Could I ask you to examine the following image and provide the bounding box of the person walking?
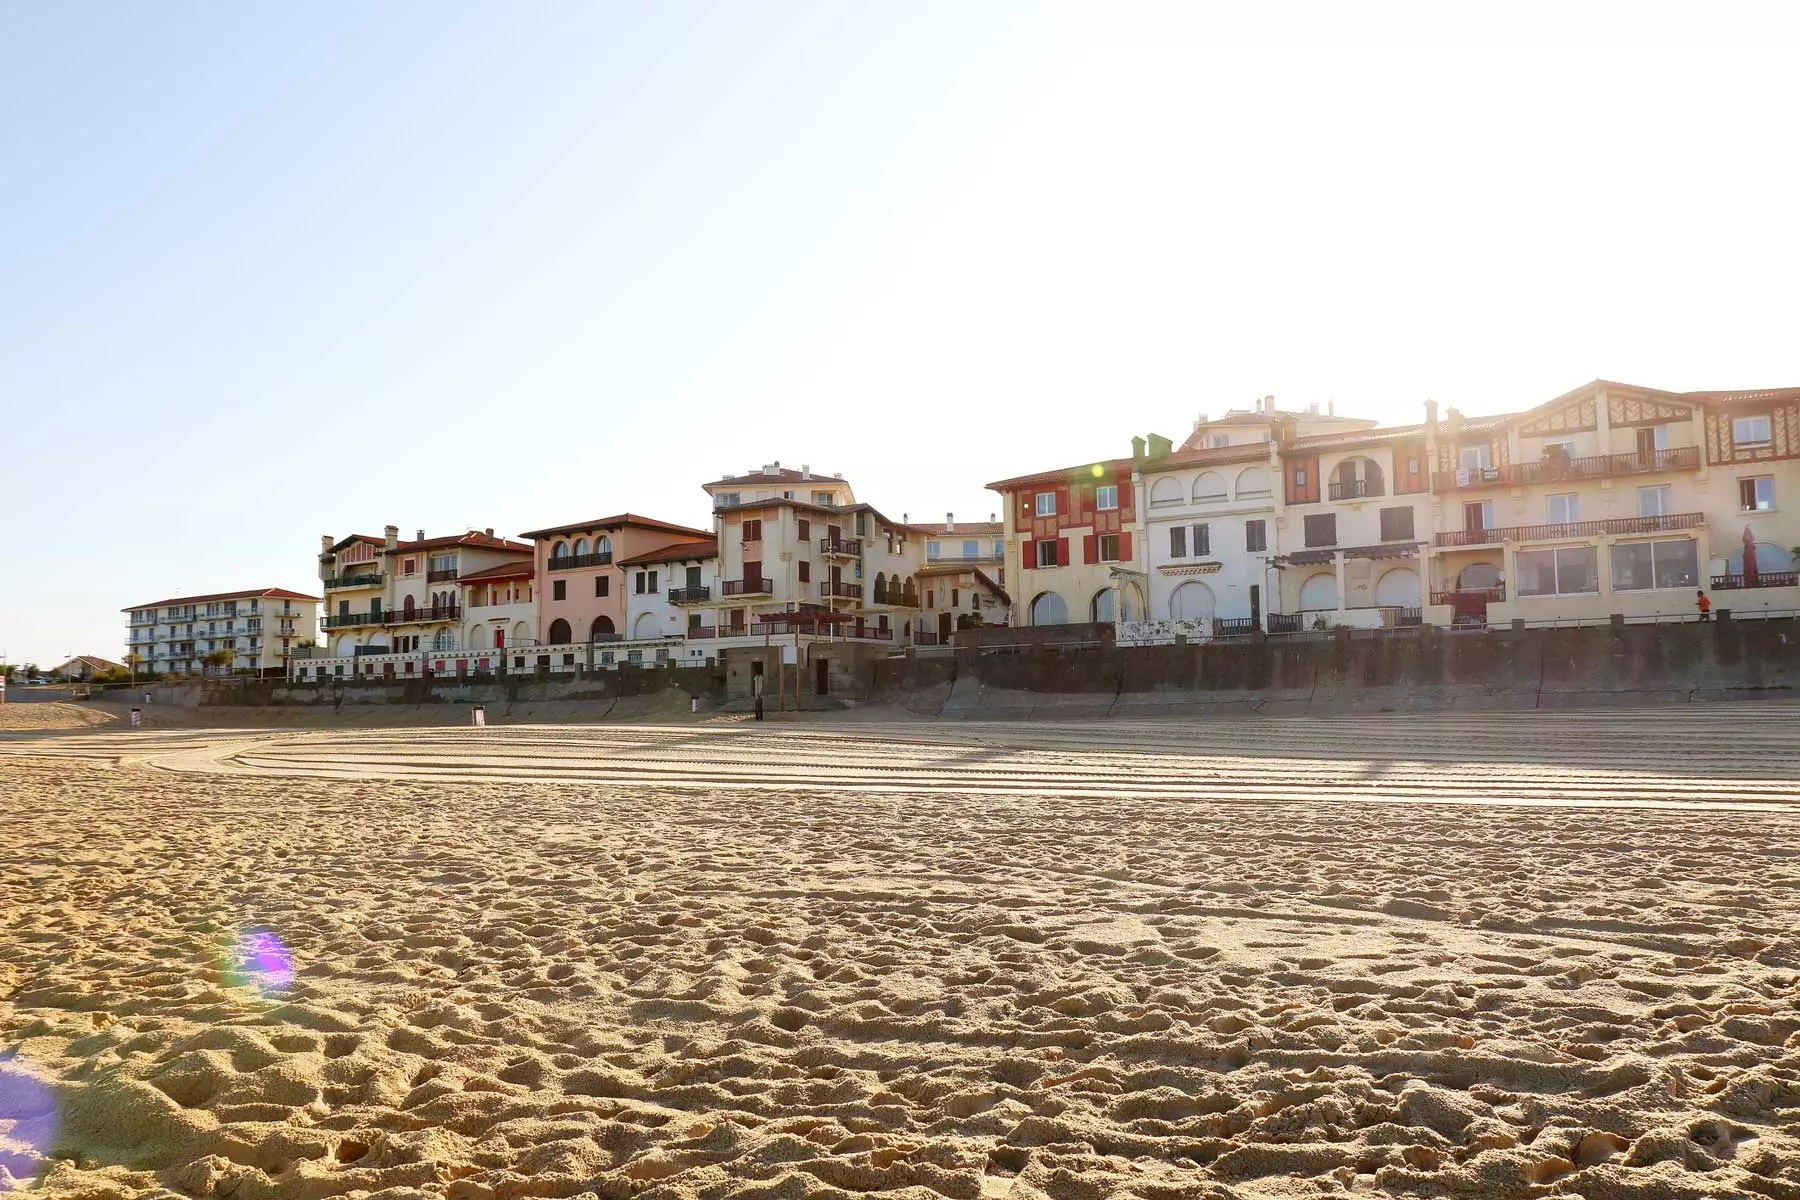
[1696,589,1712,623]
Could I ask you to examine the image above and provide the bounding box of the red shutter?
[1117,480,1133,511]
[1021,539,1033,569]
[1056,485,1070,518]
[1057,538,1070,567]
[1120,531,1133,562]
[1082,534,1097,564]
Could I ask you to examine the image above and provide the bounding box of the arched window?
[1091,588,1117,623]
[548,618,572,644]
[1329,457,1385,500]
[552,541,568,559]
[432,628,455,651]
[1169,580,1215,621]
[471,626,489,649]
[597,535,612,557]
[403,595,416,618]
[874,572,887,604]
[590,615,615,641]
[902,579,918,606]
[573,538,589,557]
[1148,477,1183,506]
[1193,472,1227,502]
[512,620,531,644]
[633,612,659,638]
[1375,567,1420,607]
[1030,592,1068,625]
[1458,562,1502,591]
[1235,467,1272,500]
[1298,573,1339,612]
[1728,542,1796,576]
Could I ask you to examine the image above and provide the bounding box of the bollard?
[472,705,486,727]
[130,708,142,728]
[690,695,699,714]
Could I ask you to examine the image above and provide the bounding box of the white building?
[621,538,718,642]
[1135,442,1282,639]
[125,588,320,676]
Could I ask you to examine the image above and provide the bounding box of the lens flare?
[0,1053,55,1188]
[1090,463,1104,477]
[224,928,294,997]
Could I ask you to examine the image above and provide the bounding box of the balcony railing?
[1434,512,1703,547]
[1213,617,1259,637]
[1711,572,1800,590]
[1435,446,1701,492]
[548,552,613,571]
[426,568,459,583]
[686,626,718,639]
[384,604,461,624]
[1266,613,1302,634]
[1430,587,1506,607]
[821,581,863,599]
[1327,478,1383,501]
[322,611,385,629]
[325,572,385,590]
[721,577,771,596]
[819,537,862,556]
[668,585,712,604]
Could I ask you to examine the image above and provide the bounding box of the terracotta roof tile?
[617,538,718,567]
[125,587,320,610]
[518,513,713,542]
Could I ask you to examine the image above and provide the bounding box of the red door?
[495,629,505,648]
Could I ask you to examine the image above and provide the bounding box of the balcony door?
[743,560,762,588]
[1463,501,1492,533]
[685,565,701,589]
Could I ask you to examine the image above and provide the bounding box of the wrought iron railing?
[819,538,862,556]
[721,578,770,596]
[324,573,385,590]
[547,552,613,571]
[1711,572,1800,590]
[1435,446,1700,491]
[1327,478,1382,501]
[667,586,712,603]
[1434,512,1703,547]
[384,604,460,624]
[1430,587,1505,606]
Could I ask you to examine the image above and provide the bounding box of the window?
[1036,541,1059,568]
[1303,513,1336,548]
[1741,476,1775,511]
[782,490,794,500]
[552,580,566,601]
[1638,485,1673,517]
[551,542,567,559]
[648,571,658,592]
[1543,439,1575,460]
[994,540,1004,560]
[1547,494,1580,524]
[1192,523,1210,556]
[962,540,978,559]
[1210,434,1230,448]
[1097,535,1121,562]
[1096,484,1119,510]
[927,541,941,560]
[716,492,740,507]
[797,519,810,540]
[1169,525,1187,558]
[1517,546,1599,596]
[742,519,762,541]
[1294,466,1308,488]
[813,490,834,506]
[1463,500,1494,531]
[403,557,417,574]
[1459,445,1493,471]
[1733,416,1772,447]
[1035,492,1056,516]
[1245,520,1267,552]
[798,561,810,583]
[1379,507,1415,541]
[595,575,608,597]
[951,588,960,606]
[1612,539,1699,591]
[1636,425,1669,454]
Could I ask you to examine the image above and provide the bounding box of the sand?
[0,702,121,733]
[1,709,1797,1199]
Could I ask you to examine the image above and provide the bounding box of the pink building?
[517,513,713,645]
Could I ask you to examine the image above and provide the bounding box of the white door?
[1298,573,1339,611]
[633,611,659,638]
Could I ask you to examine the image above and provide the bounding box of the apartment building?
[988,456,1142,628]
[518,514,713,646]
[317,527,531,656]
[1136,438,1280,637]
[1426,381,1800,626]
[621,538,717,641]
[458,561,536,651]
[696,464,927,643]
[125,587,319,676]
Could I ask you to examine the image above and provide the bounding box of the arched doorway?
[1329,457,1385,500]
[432,628,455,652]
[403,595,416,619]
[1091,588,1117,623]
[1457,562,1502,592]
[633,612,658,638]
[1169,580,1214,622]
[1375,566,1420,607]
[1298,573,1338,612]
[590,615,615,640]
[1122,581,1145,622]
[511,621,531,644]
[1728,542,1795,576]
[1030,592,1068,625]
[548,618,572,644]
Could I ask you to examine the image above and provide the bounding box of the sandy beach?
[2,707,1797,1199]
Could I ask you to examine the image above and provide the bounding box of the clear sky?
[3,1,1797,667]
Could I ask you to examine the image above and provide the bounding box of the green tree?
[202,649,235,676]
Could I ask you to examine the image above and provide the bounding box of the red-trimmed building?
[987,456,1141,627]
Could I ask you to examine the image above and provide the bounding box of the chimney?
[989,512,996,523]
[384,525,398,550]
[1131,435,1147,462]
[320,535,332,554]
[1425,399,1439,428]
[1328,400,1335,417]
[484,527,494,538]
[1264,394,1276,413]
[946,512,955,533]
[801,464,810,479]
[416,529,425,541]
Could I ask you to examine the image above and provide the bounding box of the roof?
[1291,423,1432,453]
[617,538,718,567]
[387,530,531,555]
[912,522,1003,537]
[326,534,385,555]
[456,562,534,583]
[704,468,848,489]
[124,587,320,611]
[1280,543,1422,566]
[915,564,1011,602]
[1141,443,1272,472]
[518,512,713,542]
[986,456,1136,492]
[58,655,125,672]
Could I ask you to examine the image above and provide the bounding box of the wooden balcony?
[1327,478,1383,501]
[721,577,771,597]
[547,552,613,571]
[1430,586,1506,607]
[819,537,862,557]
[668,585,712,604]
[1434,446,1700,492]
[1434,512,1703,547]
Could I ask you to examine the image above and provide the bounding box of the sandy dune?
[0,702,120,732]
[1,710,1797,1199]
